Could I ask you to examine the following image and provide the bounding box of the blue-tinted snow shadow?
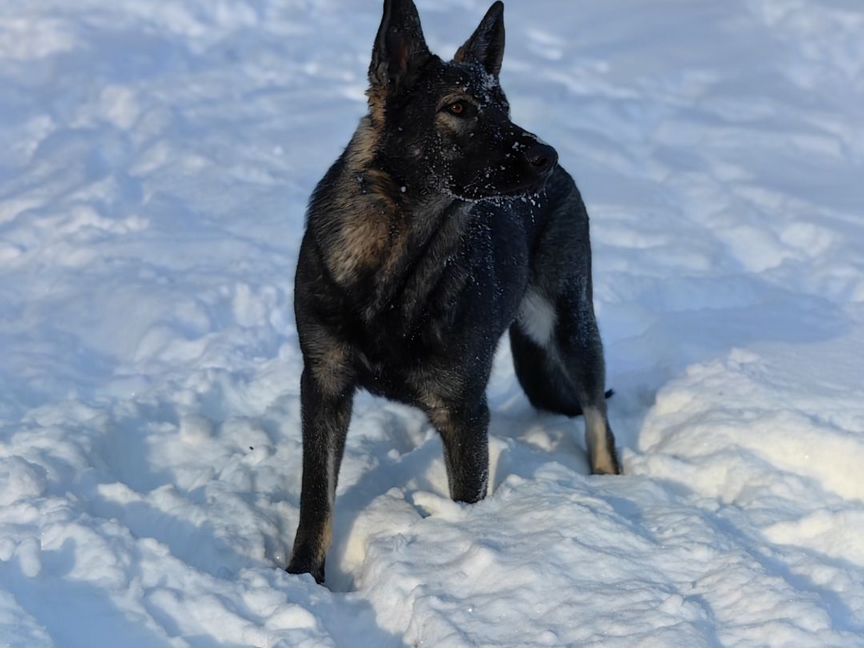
[80,473,403,646]
[700,495,864,636]
[605,283,850,453]
[0,542,181,648]
[1,536,404,648]
[325,402,448,594]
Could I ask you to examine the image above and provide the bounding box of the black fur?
[287,0,620,584]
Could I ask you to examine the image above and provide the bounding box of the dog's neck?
[309,118,472,322]
[362,196,471,325]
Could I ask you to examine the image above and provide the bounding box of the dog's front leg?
[286,368,353,584]
[427,399,490,504]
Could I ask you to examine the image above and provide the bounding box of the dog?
[287,0,620,584]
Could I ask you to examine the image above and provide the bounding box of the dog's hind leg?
[509,323,612,416]
[511,284,620,475]
[554,275,620,475]
[511,314,583,417]
[286,368,353,583]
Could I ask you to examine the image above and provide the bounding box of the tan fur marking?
[366,88,387,130]
[316,516,333,564]
[316,116,407,286]
[328,211,390,284]
[306,332,352,396]
[584,407,617,475]
[345,116,381,170]
[412,365,466,415]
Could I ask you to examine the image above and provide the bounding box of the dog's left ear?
[454,1,505,77]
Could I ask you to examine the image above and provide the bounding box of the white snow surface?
[2,0,864,646]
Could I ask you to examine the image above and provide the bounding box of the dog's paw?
[286,556,325,585]
[591,452,622,475]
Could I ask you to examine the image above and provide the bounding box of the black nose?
[525,142,558,174]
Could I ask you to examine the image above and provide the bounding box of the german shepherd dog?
[288,0,620,583]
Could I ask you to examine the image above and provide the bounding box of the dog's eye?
[446,101,470,117]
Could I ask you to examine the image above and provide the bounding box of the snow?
[1,0,863,646]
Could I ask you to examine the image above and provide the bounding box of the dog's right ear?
[369,0,431,93]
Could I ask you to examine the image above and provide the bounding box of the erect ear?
[369,0,431,92]
[453,1,505,76]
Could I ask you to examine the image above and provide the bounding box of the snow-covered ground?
[2,0,863,645]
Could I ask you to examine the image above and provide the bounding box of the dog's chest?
[351,205,535,398]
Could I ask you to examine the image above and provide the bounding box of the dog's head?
[366,0,558,201]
